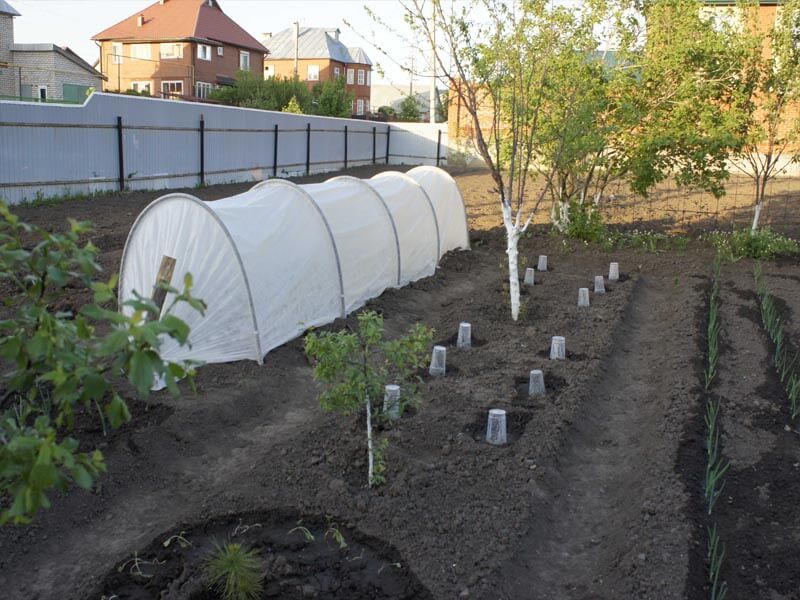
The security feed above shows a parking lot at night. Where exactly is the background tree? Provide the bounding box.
[311,76,355,118]
[398,95,422,122]
[0,205,203,525]
[210,72,312,113]
[282,96,304,114]
[731,0,800,231]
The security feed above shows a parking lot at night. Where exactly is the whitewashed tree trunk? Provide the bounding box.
[502,202,522,321]
[365,396,375,487]
[751,201,763,233]
[551,200,570,232]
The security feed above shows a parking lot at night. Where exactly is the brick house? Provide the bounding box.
[262,25,372,117]
[92,0,266,99]
[0,0,104,102]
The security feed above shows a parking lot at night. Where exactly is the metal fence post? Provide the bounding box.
[116,116,125,191]
[344,125,348,170]
[273,124,278,178]
[436,129,442,167]
[385,125,391,165]
[306,123,311,176]
[199,114,205,187]
[372,126,376,164]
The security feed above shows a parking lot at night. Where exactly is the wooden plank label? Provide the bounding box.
[152,255,176,314]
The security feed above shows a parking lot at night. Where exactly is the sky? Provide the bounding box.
[9,0,433,86]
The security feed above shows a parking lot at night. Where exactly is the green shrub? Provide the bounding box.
[206,542,263,600]
[0,203,203,525]
[705,228,800,261]
[563,201,608,243]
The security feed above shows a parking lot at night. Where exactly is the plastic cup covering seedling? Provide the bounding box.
[457,322,472,349]
[524,268,535,286]
[486,409,508,445]
[537,255,548,271]
[609,262,620,281]
[578,287,590,307]
[429,345,446,377]
[550,336,566,360]
[529,369,545,397]
[383,384,401,420]
[594,275,605,295]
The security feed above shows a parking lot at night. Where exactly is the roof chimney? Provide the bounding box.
[137,14,144,27]
[334,28,340,41]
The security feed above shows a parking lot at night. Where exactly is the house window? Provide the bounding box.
[217,46,224,56]
[367,70,371,86]
[161,80,183,98]
[357,69,365,85]
[160,43,183,59]
[239,51,250,71]
[198,44,212,61]
[307,64,320,81]
[131,81,152,94]
[37,86,47,101]
[111,42,123,64]
[195,81,213,98]
[346,68,354,84]
[357,98,364,115]
[334,66,340,78]
[130,44,151,60]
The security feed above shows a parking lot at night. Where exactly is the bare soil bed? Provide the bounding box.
[0,166,798,599]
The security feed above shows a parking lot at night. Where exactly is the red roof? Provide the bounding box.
[92,0,267,53]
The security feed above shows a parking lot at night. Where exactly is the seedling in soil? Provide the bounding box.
[205,542,263,600]
[288,525,315,543]
[163,531,193,549]
[231,521,262,537]
[707,524,728,600]
[324,515,348,550]
[704,402,730,516]
[486,409,508,445]
[117,551,162,579]
[304,311,432,487]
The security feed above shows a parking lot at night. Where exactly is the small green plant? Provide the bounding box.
[706,228,800,262]
[288,524,315,543]
[117,551,163,579]
[707,524,728,600]
[324,515,348,550]
[163,531,192,549]
[206,542,263,600]
[304,310,433,487]
[562,200,608,243]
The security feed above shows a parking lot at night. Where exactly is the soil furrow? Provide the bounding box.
[499,275,696,600]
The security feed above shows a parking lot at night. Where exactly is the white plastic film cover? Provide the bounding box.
[119,167,469,366]
[405,166,471,256]
[367,173,439,286]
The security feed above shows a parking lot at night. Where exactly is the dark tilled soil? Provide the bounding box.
[0,168,798,599]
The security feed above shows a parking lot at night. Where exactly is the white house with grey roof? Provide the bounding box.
[0,0,104,102]
[262,25,373,117]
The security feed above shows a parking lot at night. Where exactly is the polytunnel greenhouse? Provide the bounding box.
[118,166,470,365]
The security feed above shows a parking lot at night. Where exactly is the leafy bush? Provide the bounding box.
[704,228,800,261]
[563,201,608,243]
[304,311,432,486]
[206,542,263,600]
[0,203,203,524]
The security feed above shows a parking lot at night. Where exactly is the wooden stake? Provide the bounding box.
[152,255,176,314]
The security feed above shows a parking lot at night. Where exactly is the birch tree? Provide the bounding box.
[402,0,610,320]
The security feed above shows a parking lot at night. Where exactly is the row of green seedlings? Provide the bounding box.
[753,263,800,420]
[115,518,348,600]
[704,256,729,600]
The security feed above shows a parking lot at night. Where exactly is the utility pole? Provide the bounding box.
[293,21,299,77]
[429,2,436,123]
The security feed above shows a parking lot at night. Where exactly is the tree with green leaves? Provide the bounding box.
[210,72,312,113]
[311,76,355,118]
[729,0,800,231]
[282,96,304,114]
[304,311,432,487]
[398,95,422,122]
[0,204,203,525]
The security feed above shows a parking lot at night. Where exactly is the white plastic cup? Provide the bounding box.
[457,322,472,349]
[524,268,535,286]
[529,370,545,397]
[383,384,401,420]
[594,275,606,295]
[550,336,566,360]
[486,409,508,445]
[537,255,548,272]
[609,262,620,281]
[429,345,446,377]
[578,287,590,307]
